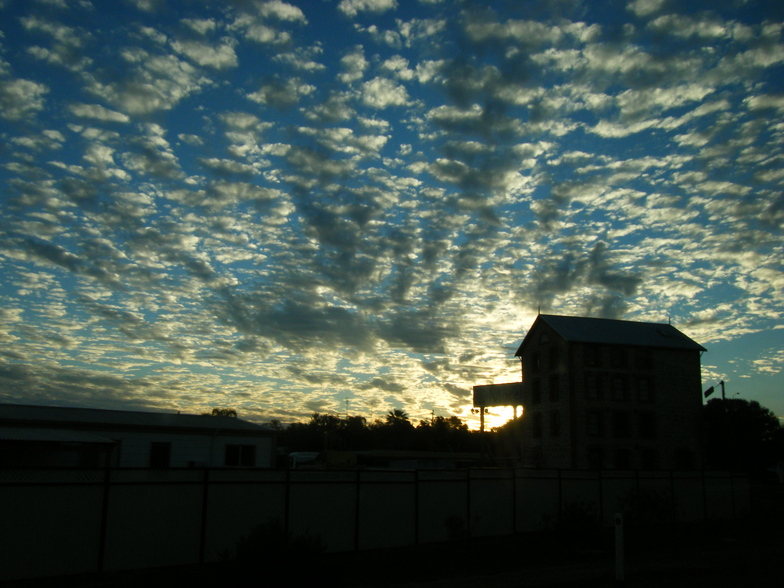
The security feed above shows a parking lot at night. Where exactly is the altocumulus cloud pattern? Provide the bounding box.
[0,0,783,427]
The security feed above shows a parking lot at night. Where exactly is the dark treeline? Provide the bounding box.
[270,410,489,454]
[253,398,784,476]
[703,397,784,477]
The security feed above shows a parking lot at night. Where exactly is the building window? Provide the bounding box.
[225,444,256,467]
[586,410,603,437]
[639,412,657,439]
[531,378,542,404]
[635,348,653,370]
[674,448,695,470]
[640,448,657,470]
[549,346,558,370]
[531,352,541,374]
[611,376,627,401]
[610,347,627,368]
[549,410,561,437]
[612,411,631,438]
[587,446,604,470]
[584,345,601,367]
[532,412,543,439]
[637,378,653,402]
[149,442,171,468]
[548,373,560,402]
[585,374,601,400]
[614,447,631,470]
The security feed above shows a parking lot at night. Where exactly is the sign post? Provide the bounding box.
[472,382,523,432]
[615,512,624,584]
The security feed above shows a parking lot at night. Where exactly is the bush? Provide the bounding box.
[234,519,326,582]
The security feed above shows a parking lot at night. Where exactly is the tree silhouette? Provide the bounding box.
[203,407,237,417]
[276,409,482,455]
[385,409,411,425]
[704,398,784,477]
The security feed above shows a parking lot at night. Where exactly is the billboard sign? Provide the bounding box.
[473,382,523,407]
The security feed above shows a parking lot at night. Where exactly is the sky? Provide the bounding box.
[0,0,783,430]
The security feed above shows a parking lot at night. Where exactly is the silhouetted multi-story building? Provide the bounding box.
[514,314,706,470]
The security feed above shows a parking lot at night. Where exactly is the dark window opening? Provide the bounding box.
[225,444,256,467]
[531,378,542,404]
[637,378,653,402]
[587,410,603,437]
[548,373,560,402]
[612,411,631,438]
[585,345,602,367]
[610,347,627,368]
[149,442,171,468]
[531,352,541,374]
[639,412,657,439]
[532,412,543,439]
[585,374,601,400]
[587,446,604,470]
[549,410,561,437]
[614,447,631,469]
[640,448,657,470]
[611,376,627,401]
[674,448,695,470]
[635,348,653,370]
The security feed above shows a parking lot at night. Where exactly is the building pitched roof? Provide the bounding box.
[0,403,274,435]
[515,314,706,356]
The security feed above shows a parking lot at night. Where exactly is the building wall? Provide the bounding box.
[105,431,274,468]
[519,323,704,470]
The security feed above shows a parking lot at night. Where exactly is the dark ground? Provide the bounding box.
[4,486,783,588]
[4,519,782,588]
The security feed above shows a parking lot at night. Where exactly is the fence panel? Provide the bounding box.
[417,470,469,543]
[287,471,358,552]
[469,470,515,537]
[599,471,638,527]
[0,467,752,582]
[704,472,736,520]
[514,470,561,532]
[0,477,104,581]
[357,471,416,550]
[203,470,288,561]
[103,477,204,571]
[672,472,706,522]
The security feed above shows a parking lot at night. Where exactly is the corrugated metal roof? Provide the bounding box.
[0,427,117,444]
[0,403,274,434]
[515,314,706,355]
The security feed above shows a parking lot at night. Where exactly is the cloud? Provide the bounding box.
[0,78,48,120]
[84,49,210,114]
[338,0,398,18]
[247,77,315,107]
[339,45,368,83]
[361,76,410,108]
[626,0,666,18]
[170,39,238,69]
[69,103,130,122]
[257,0,308,23]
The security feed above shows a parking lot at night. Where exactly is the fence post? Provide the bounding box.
[512,468,517,534]
[284,468,291,535]
[354,470,361,551]
[414,469,420,544]
[199,468,209,564]
[614,512,624,583]
[97,466,111,572]
[466,469,472,539]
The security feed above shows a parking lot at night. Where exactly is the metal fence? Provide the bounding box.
[0,467,749,581]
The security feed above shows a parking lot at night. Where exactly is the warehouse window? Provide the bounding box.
[225,444,256,467]
[149,442,171,468]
